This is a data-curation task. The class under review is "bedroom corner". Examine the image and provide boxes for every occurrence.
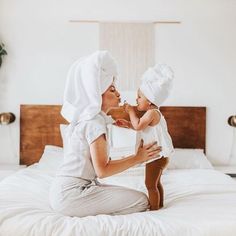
[0,1,236,235]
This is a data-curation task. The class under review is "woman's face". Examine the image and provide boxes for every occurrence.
[102,84,121,112]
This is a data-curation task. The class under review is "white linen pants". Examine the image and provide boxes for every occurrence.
[49,176,149,217]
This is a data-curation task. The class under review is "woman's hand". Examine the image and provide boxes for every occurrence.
[90,136,161,178]
[115,119,131,128]
[135,140,162,164]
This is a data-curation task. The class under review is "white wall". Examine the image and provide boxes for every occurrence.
[0,0,235,165]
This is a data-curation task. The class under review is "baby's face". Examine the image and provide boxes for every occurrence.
[136,89,150,111]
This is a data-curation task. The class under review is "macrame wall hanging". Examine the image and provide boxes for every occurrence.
[70,20,180,90]
[99,22,154,90]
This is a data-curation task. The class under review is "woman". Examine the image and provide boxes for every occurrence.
[49,51,161,217]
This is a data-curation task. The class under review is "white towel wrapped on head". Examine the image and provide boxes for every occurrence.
[140,64,174,106]
[61,51,118,123]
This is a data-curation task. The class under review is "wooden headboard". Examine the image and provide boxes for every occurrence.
[20,105,67,165]
[20,105,206,166]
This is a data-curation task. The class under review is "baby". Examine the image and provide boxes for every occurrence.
[116,64,174,209]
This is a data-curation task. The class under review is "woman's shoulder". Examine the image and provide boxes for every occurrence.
[84,113,106,127]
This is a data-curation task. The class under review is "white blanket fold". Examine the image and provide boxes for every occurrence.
[0,168,236,236]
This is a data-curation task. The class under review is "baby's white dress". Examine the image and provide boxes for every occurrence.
[140,109,174,161]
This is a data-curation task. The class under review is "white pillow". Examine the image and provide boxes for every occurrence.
[168,148,213,169]
[38,145,64,171]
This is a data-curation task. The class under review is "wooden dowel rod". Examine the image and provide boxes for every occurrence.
[69,20,99,23]
[153,21,181,24]
[69,20,181,24]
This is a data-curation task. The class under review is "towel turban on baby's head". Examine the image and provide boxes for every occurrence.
[139,64,174,106]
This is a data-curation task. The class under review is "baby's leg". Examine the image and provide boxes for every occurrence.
[145,157,169,210]
[156,157,169,208]
[145,160,162,210]
[157,179,164,208]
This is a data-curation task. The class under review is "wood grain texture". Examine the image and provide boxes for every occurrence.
[20,105,206,166]
[20,105,67,165]
[160,106,206,151]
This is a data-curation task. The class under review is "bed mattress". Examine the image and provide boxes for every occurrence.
[0,166,236,236]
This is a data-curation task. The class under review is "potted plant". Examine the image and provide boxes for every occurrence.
[0,43,7,67]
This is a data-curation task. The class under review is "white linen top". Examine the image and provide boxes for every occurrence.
[57,112,111,180]
[141,109,174,158]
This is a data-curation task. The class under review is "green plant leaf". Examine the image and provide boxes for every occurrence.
[0,43,7,67]
[1,49,7,55]
[0,43,7,55]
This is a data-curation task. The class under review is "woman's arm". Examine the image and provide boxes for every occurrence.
[90,134,161,178]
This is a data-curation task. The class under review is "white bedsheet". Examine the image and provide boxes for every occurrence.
[0,167,236,236]
[0,170,16,181]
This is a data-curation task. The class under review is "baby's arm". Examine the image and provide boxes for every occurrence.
[125,104,159,130]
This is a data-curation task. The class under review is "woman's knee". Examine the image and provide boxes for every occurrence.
[135,191,149,210]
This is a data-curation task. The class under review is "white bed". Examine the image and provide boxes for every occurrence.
[0,165,26,182]
[0,170,16,181]
[0,165,236,236]
[0,105,235,236]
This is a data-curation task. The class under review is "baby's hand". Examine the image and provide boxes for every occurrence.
[124,103,134,113]
[115,119,131,129]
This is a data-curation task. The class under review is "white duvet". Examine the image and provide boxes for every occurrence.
[0,166,236,236]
